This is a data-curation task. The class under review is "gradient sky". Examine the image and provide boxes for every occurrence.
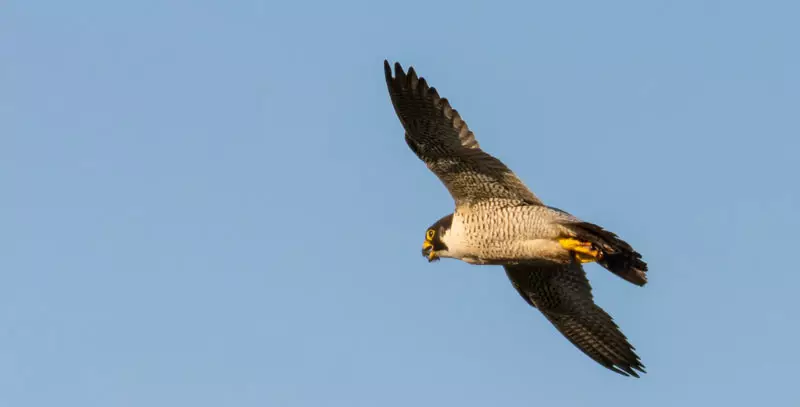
[2,1,799,406]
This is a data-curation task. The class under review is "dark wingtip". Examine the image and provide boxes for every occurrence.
[608,360,646,378]
[393,61,406,84]
[384,60,407,80]
[384,60,429,95]
[383,59,394,83]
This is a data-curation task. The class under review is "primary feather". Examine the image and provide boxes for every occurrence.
[384,60,543,206]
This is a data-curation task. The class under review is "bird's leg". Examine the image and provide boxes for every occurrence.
[558,238,602,263]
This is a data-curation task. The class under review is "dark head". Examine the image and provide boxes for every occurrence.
[421,214,453,262]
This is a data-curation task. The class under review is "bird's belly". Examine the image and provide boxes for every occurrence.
[517,239,571,260]
[447,207,568,264]
[454,238,569,264]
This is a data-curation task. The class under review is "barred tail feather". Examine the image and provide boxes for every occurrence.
[566,222,648,286]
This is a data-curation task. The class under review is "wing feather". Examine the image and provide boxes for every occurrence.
[504,260,646,377]
[384,60,542,206]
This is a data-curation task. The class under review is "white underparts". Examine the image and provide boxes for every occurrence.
[437,210,571,264]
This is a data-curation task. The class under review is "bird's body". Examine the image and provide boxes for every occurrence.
[383,60,649,377]
[438,204,575,265]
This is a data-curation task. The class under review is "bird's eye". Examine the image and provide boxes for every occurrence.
[426,229,435,240]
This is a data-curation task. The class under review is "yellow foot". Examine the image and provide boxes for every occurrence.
[558,238,602,263]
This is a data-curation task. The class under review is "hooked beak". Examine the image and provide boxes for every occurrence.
[421,240,438,262]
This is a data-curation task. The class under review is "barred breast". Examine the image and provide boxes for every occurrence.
[448,203,574,264]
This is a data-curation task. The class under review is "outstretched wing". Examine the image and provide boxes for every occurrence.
[384,60,542,207]
[504,259,646,377]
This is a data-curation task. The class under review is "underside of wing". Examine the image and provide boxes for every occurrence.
[384,60,542,206]
[504,260,646,377]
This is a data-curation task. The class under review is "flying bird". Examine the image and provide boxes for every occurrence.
[383,60,648,378]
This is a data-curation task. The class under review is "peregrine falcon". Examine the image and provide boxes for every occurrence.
[384,60,648,377]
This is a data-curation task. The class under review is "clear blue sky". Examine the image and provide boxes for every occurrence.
[2,1,798,405]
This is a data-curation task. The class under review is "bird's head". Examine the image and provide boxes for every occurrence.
[421,214,453,262]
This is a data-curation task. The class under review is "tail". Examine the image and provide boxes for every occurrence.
[563,221,648,286]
